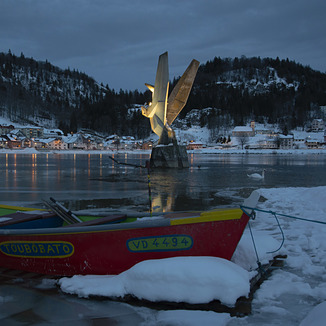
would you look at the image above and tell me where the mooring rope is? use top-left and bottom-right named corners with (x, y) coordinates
top-left (267, 212), bottom-right (285, 254)
top-left (247, 220), bottom-right (265, 273)
top-left (240, 205), bottom-right (326, 226)
top-left (240, 204), bottom-right (326, 257)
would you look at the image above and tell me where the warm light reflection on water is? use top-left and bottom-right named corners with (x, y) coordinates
top-left (32, 154), bottom-right (37, 186)
top-left (73, 153), bottom-right (76, 180)
top-left (88, 154), bottom-right (91, 178)
top-left (99, 154), bottom-right (102, 177)
top-left (0, 153), bottom-right (325, 209)
top-left (111, 153), bottom-right (115, 170)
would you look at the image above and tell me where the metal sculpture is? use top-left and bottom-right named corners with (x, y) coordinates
top-left (142, 52), bottom-right (199, 145)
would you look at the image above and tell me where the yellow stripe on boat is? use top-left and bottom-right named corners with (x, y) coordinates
top-left (170, 208), bottom-right (243, 226)
top-left (0, 204), bottom-right (46, 212)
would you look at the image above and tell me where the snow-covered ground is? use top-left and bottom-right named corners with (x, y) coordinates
top-left (57, 187), bottom-right (326, 325)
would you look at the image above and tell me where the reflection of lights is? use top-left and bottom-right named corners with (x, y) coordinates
top-left (112, 153), bottom-right (115, 170)
top-left (5, 153), bottom-right (9, 186)
top-left (190, 153), bottom-right (194, 167)
top-left (88, 154), bottom-right (91, 177)
top-left (151, 192), bottom-right (174, 213)
top-left (73, 154), bottom-right (76, 180)
top-left (13, 154), bottom-right (17, 173)
top-left (32, 153), bottom-right (37, 168)
top-left (31, 154), bottom-right (37, 185)
top-left (100, 154), bottom-right (102, 177)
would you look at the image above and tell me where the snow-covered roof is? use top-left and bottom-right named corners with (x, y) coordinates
top-left (62, 135), bottom-right (79, 144)
top-left (279, 134), bottom-right (293, 139)
top-left (43, 128), bottom-right (64, 135)
top-left (306, 138), bottom-right (321, 143)
top-left (33, 138), bottom-right (56, 144)
top-left (233, 126), bottom-right (253, 132)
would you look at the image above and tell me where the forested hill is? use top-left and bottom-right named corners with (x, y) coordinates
top-left (184, 56), bottom-right (326, 128)
top-left (1, 51), bottom-right (326, 138)
top-left (0, 51), bottom-right (104, 126)
top-left (0, 51), bottom-right (149, 136)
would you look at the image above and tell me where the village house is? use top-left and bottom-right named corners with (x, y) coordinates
top-left (64, 131), bottom-right (100, 150)
top-left (32, 138), bottom-right (56, 149)
top-left (311, 119), bottom-right (324, 132)
top-left (61, 134), bottom-right (78, 150)
top-left (48, 138), bottom-right (68, 150)
top-left (0, 136), bottom-right (9, 148)
top-left (43, 128), bottom-right (64, 138)
top-left (0, 124), bottom-right (15, 135)
top-left (6, 134), bottom-right (23, 148)
top-left (253, 123), bottom-right (274, 136)
top-left (32, 138), bottom-right (68, 150)
top-left (232, 126), bottom-right (255, 137)
top-left (135, 141), bottom-right (153, 150)
top-left (19, 126), bottom-right (44, 139)
top-left (187, 141), bottom-right (204, 150)
top-left (255, 137), bottom-right (278, 149)
top-left (279, 134), bottom-right (294, 149)
top-left (305, 138), bottom-right (321, 149)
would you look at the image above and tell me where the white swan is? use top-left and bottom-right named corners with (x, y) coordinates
top-left (247, 169), bottom-right (266, 179)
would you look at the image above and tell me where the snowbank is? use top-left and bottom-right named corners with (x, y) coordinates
top-left (58, 186), bottom-right (326, 325)
top-left (299, 301), bottom-right (326, 326)
top-left (59, 256), bottom-right (250, 307)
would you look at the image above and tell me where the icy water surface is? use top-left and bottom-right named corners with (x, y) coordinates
top-left (0, 152), bottom-right (326, 325)
top-left (0, 152), bottom-right (325, 212)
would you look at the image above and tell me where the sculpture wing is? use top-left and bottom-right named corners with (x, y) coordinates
top-left (167, 59), bottom-right (200, 125)
top-left (152, 52), bottom-right (169, 126)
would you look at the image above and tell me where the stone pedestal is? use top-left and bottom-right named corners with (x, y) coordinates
top-left (150, 143), bottom-right (189, 168)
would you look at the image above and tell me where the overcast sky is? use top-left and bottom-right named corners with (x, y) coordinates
top-left (1, 0), bottom-right (325, 91)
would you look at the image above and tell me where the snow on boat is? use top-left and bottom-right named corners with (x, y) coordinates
top-left (0, 192), bottom-right (259, 276)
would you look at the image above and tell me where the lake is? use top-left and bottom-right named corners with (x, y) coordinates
top-left (0, 151), bottom-right (325, 325)
top-left (0, 152), bottom-right (325, 213)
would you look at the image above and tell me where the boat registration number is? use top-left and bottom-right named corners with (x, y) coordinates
top-left (127, 235), bottom-right (193, 252)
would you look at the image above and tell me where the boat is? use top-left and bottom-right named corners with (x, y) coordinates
top-left (0, 205), bottom-right (64, 229)
top-left (0, 191), bottom-right (259, 276)
top-left (0, 200), bottom-right (127, 229)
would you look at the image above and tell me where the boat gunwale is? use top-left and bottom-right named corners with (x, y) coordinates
top-left (0, 208), bottom-right (245, 236)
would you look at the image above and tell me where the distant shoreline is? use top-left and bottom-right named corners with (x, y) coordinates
top-left (0, 148), bottom-right (325, 155)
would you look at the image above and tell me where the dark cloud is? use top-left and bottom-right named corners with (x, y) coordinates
top-left (0, 0), bottom-right (325, 90)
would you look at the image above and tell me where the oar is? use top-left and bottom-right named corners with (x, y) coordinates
top-left (42, 200), bottom-right (75, 225)
top-left (49, 197), bottom-right (82, 223)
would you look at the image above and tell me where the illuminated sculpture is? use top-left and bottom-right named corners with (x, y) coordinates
top-left (142, 52), bottom-right (199, 168)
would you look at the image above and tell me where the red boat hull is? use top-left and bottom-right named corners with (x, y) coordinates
top-left (0, 208), bottom-right (249, 275)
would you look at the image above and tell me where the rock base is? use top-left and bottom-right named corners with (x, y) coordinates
top-left (150, 144), bottom-right (189, 168)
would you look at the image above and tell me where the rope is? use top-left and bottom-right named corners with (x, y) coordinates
top-left (267, 212), bottom-right (285, 254)
top-left (240, 204), bottom-right (326, 256)
top-left (240, 205), bottom-right (326, 225)
top-left (247, 220), bottom-right (265, 273)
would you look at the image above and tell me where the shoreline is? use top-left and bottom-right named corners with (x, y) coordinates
top-left (0, 148), bottom-right (325, 155)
